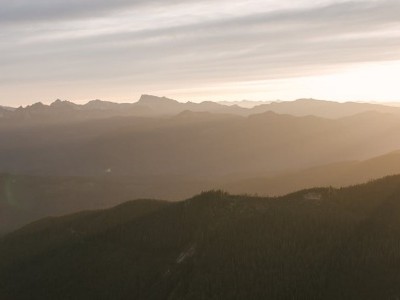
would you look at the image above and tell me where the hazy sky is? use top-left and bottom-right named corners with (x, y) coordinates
top-left (1, 0), bottom-right (400, 106)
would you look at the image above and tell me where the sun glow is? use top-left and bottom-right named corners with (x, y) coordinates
top-left (307, 61), bottom-right (400, 102)
top-left (153, 61), bottom-right (400, 103)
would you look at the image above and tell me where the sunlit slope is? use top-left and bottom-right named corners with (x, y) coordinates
top-left (224, 150), bottom-right (400, 195)
top-left (2, 176), bottom-right (400, 299)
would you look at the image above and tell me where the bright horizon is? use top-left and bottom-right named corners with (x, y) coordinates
top-left (1, 0), bottom-right (400, 106)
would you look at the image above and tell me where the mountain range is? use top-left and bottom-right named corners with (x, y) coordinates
top-left (2, 96), bottom-right (400, 233)
top-left (2, 95), bottom-right (400, 298)
top-left (2, 108), bottom-right (400, 178)
top-left (2, 95), bottom-right (400, 123)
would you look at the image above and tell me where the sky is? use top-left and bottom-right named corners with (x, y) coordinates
top-left (1, 0), bottom-right (400, 106)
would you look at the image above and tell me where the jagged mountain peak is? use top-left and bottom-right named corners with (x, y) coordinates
top-left (138, 94), bottom-right (179, 105)
top-left (50, 99), bottom-right (78, 109)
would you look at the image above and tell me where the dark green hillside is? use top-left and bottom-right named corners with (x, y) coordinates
top-left (2, 177), bottom-right (400, 299)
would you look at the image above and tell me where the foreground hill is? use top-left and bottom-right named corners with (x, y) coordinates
top-left (2, 176), bottom-right (400, 299)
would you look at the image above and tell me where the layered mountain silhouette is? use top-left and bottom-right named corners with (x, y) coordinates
top-left (2, 95), bottom-right (400, 123)
top-left (2, 176), bottom-right (400, 299)
top-left (2, 95), bottom-right (400, 299)
top-left (0, 95), bottom-right (245, 122)
top-left (2, 96), bottom-right (400, 233)
top-left (2, 97), bottom-right (400, 234)
top-left (3, 150), bottom-right (400, 235)
top-left (1, 108), bottom-right (400, 177)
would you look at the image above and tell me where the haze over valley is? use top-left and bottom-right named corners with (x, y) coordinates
top-left (2, 96), bottom-right (400, 235)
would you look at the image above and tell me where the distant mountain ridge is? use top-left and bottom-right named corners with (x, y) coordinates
top-left (0, 95), bottom-right (246, 123)
top-left (250, 98), bottom-right (400, 118)
top-left (1, 95), bottom-right (400, 123)
top-left (218, 99), bottom-right (269, 108)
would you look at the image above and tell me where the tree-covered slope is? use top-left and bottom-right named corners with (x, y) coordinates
top-left (2, 176), bottom-right (400, 299)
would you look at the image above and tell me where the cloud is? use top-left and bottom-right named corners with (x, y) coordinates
top-left (0, 0), bottom-right (165, 23)
top-left (0, 0), bottom-right (399, 104)
top-left (0, 0), bottom-right (232, 24)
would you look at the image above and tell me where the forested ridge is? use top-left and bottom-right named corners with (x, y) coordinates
top-left (2, 175), bottom-right (400, 299)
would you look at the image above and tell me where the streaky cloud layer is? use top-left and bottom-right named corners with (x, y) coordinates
top-left (0, 0), bottom-right (399, 105)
